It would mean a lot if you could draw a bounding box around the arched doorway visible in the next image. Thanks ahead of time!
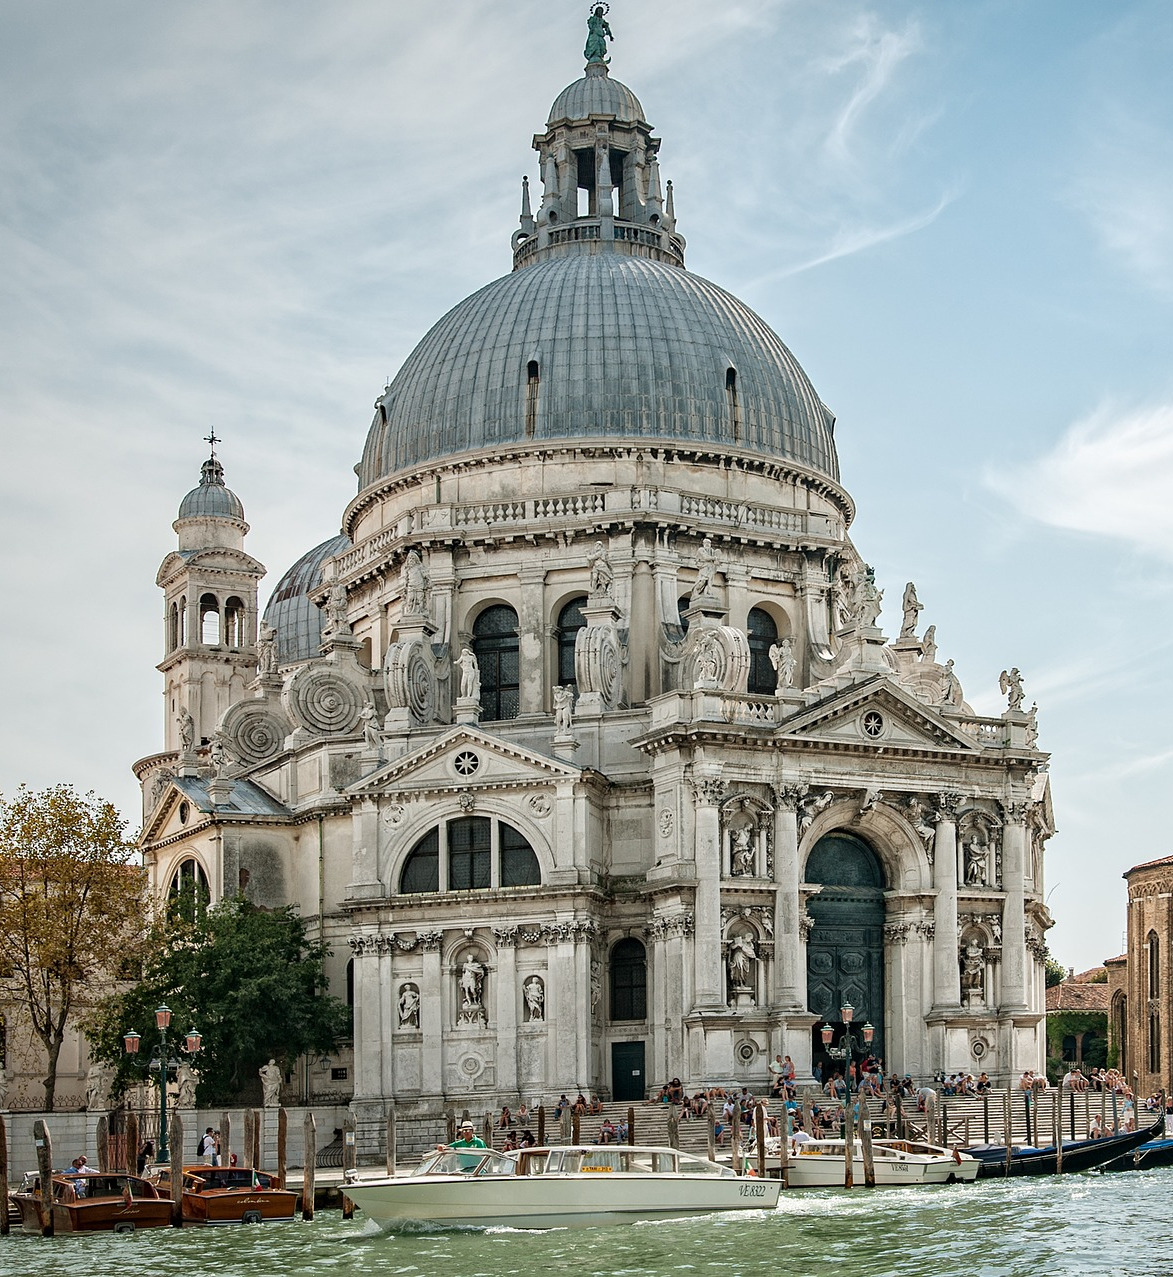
[805,831,886,1084]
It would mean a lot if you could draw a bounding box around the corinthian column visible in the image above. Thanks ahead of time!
[773,785,805,1009]
[932,792,962,1009]
[691,768,725,1007]
[1000,803,1029,1010]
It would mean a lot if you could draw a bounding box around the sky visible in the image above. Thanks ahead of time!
[2,0,1171,973]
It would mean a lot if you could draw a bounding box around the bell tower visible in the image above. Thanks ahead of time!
[155,437,266,757]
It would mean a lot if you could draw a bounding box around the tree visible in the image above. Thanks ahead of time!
[0,784,147,1110]
[86,894,349,1105]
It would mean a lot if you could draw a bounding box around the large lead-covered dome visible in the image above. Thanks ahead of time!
[359,253,839,487]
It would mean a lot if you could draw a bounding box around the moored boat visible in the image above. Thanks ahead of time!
[749,1137,978,1187]
[345,1143,780,1229]
[12,1171,172,1233]
[153,1164,298,1224]
[966,1109,1164,1177]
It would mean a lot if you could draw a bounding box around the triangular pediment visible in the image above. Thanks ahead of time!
[779,676,983,754]
[348,726,585,798]
[156,546,266,587]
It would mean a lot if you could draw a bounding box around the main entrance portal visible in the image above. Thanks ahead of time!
[805,832,886,1081]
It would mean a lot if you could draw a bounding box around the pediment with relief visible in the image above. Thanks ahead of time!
[348,726,585,798]
[779,677,982,755]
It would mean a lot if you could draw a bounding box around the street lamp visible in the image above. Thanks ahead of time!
[123,1004,200,1166]
[820,1002,875,1103]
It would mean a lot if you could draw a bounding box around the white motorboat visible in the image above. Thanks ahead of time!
[741,1137,978,1187]
[345,1144,781,1229]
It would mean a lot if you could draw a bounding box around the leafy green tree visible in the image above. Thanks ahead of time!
[0,784,147,1110]
[86,895,349,1105]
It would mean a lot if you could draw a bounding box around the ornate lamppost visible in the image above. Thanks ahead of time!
[820,1001,875,1103]
[124,1005,201,1166]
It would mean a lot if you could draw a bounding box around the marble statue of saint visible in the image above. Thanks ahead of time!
[694,634,721,686]
[257,621,278,676]
[769,637,796,689]
[460,954,486,1011]
[921,624,937,664]
[209,735,230,778]
[259,1058,282,1107]
[730,824,754,875]
[728,933,756,988]
[962,942,985,994]
[402,550,429,615]
[457,647,481,702]
[176,1062,197,1109]
[359,700,380,749]
[398,984,420,1029]
[999,667,1025,711]
[324,582,349,634]
[1025,702,1039,748]
[906,797,935,849]
[858,566,883,627]
[553,683,575,734]
[690,537,719,601]
[798,790,835,836]
[584,4,613,63]
[524,975,545,1022]
[588,541,614,597]
[942,659,963,706]
[899,582,923,639]
[590,960,602,1013]
[178,708,195,753]
[965,835,988,886]
[85,1061,113,1111]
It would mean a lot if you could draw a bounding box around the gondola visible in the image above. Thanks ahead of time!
[1099,1132,1173,1173]
[965,1110,1164,1177]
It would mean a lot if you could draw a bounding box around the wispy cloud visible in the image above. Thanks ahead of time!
[987,403,1173,560]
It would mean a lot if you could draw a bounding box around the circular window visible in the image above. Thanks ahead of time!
[453,751,480,777]
[736,1040,757,1064]
[971,1039,987,1060]
[178,801,190,825]
[862,711,884,739]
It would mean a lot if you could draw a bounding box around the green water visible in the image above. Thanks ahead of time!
[3,1171,1167,1277]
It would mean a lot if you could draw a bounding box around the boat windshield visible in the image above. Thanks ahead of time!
[414,1150,517,1177]
[189,1169,277,1190]
[55,1174,157,1200]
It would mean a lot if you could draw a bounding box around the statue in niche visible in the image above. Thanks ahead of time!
[178,708,195,753]
[769,637,796,689]
[590,960,602,1014]
[584,3,613,64]
[920,624,937,664]
[359,700,380,749]
[398,983,421,1029]
[999,667,1025,711]
[324,582,349,635]
[694,633,721,686]
[553,683,575,734]
[402,549,429,616]
[588,541,614,598]
[900,582,923,639]
[965,834,989,886]
[457,647,481,702]
[727,932,757,990]
[257,621,278,675]
[691,537,719,601]
[798,790,835,837]
[259,1058,282,1107]
[523,975,545,1022]
[834,563,858,629]
[730,822,755,875]
[942,659,963,706]
[961,942,985,996]
[459,952,487,1024]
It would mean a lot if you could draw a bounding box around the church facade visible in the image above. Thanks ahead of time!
[134,38,1054,1152]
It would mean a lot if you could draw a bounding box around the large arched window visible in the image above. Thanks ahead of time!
[1114,992,1128,1074]
[169,857,210,920]
[556,597,588,692]
[610,938,647,1022]
[398,818,540,894]
[474,605,520,721]
[746,607,779,694]
[223,596,245,649]
[200,593,221,645]
[1148,931,1160,998]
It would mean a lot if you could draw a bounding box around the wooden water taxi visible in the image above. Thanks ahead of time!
[153,1164,298,1224]
[12,1171,172,1233]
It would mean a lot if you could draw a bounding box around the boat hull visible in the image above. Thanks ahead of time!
[14,1193,173,1233]
[969,1113,1164,1177]
[1100,1136,1173,1173]
[181,1187,298,1224]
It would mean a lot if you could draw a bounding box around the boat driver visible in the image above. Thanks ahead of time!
[446,1120,488,1150]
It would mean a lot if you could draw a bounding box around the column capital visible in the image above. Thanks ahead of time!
[934,790,962,822]
[773,783,807,812]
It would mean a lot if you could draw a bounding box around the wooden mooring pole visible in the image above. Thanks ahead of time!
[731,1105,741,1175]
[96,1115,109,1173]
[707,1104,716,1161]
[220,1112,231,1171]
[169,1113,184,1225]
[1053,1094,1063,1174]
[627,1105,636,1147]
[778,1099,790,1189]
[125,1112,139,1175]
[667,1106,679,1151]
[277,1107,288,1188]
[537,1105,546,1146]
[859,1101,876,1188]
[843,1098,855,1189]
[0,1115,9,1236]
[341,1119,356,1220]
[242,1110,254,1169]
[1003,1091,1012,1177]
[754,1103,766,1179]
[34,1118,54,1237]
[302,1111,316,1221]
[386,1107,397,1178]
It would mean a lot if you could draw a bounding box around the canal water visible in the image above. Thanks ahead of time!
[3,1170,1167,1277]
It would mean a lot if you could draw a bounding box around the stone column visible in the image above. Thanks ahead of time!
[494,930,519,1094]
[691,768,725,1007]
[350,937,381,1101]
[419,932,444,1099]
[550,926,579,1087]
[773,785,805,1009]
[1000,804,1029,1010]
[932,792,961,1009]
[517,565,546,717]
[350,798,380,894]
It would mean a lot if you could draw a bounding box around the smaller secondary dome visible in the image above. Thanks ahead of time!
[178,456,245,521]
[263,534,351,666]
[548,62,644,125]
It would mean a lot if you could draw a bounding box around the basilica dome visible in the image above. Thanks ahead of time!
[358,253,839,488]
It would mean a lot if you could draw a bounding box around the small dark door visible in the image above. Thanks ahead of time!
[611,1041,646,1102]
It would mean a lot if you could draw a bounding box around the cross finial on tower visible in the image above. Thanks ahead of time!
[204,429,221,459]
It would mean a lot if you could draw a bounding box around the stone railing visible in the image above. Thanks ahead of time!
[954,716,1007,747]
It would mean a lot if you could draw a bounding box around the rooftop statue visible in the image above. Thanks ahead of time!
[584,4,613,64]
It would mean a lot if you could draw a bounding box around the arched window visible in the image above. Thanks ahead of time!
[746,607,779,695]
[177,595,187,646]
[169,857,210,920]
[200,593,221,645]
[398,818,541,893]
[525,360,540,439]
[610,938,647,1022]
[556,597,588,692]
[1115,993,1128,1074]
[169,602,180,651]
[474,605,520,721]
[1148,931,1160,998]
[1150,1013,1161,1074]
[223,596,245,649]
[401,828,439,894]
